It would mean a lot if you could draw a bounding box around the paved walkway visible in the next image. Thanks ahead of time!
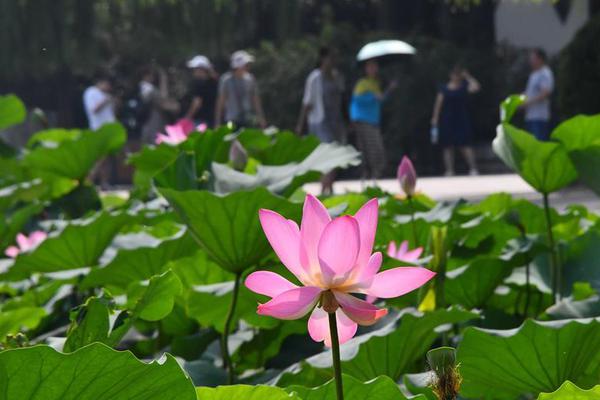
[303,173,600,212]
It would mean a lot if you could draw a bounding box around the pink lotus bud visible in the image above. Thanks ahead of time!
[397,156,417,197]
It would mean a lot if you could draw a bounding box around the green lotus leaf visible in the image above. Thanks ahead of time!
[492,123,577,193]
[538,380,600,399]
[23,123,126,180]
[5,211,132,280]
[552,114,600,196]
[0,94,26,130]
[286,374,426,399]
[0,343,196,399]
[458,318,600,399]
[159,187,301,273]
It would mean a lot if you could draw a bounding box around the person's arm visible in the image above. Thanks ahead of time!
[381,79,398,101]
[296,73,316,134]
[431,92,444,126]
[214,92,225,126]
[185,97,203,120]
[295,104,312,135]
[523,74,553,107]
[463,71,481,93]
[92,95,113,114]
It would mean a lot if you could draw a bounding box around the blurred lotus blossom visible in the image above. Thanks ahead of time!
[5,231,47,258]
[245,195,435,346]
[387,240,423,262]
[155,118,196,145]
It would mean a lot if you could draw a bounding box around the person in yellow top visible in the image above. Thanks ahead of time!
[350,60,396,183]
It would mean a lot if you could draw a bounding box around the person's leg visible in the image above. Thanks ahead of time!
[353,123,372,180]
[526,120,549,141]
[321,170,335,195]
[443,147,455,176]
[460,146,479,175]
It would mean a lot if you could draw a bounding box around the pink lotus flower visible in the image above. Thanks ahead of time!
[397,156,417,197]
[245,195,435,346]
[5,231,47,258]
[387,240,423,262]
[155,118,197,145]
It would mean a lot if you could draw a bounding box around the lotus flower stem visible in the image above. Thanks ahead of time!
[328,311,344,400]
[542,193,560,302]
[221,273,241,384]
[407,196,419,247]
[523,262,531,317]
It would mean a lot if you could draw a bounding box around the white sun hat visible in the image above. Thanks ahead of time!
[230,50,255,69]
[187,55,212,69]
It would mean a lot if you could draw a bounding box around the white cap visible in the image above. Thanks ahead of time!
[230,50,255,69]
[187,55,212,69]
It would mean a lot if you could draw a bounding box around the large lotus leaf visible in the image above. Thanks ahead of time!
[492,123,577,193]
[82,229,197,291]
[537,381,600,399]
[238,130,320,165]
[551,114,600,195]
[153,151,199,191]
[445,258,513,308]
[234,319,307,371]
[159,187,301,273]
[499,94,525,123]
[522,230,600,298]
[297,308,478,382]
[287,374,426,400]
[4,211,132,280]
[130,128,230,194]
[458,318,600,399]
[0,307,45,340]
[128,142,180,193]
[0,94,26,130]
[23,123,126,180]
[168,251,234,288]
[187,281,278,332]
[211,142,361,195]
[197,384,299,400]
[0,343,196,400]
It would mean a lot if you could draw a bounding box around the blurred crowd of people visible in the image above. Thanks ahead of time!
[82,46,553,189]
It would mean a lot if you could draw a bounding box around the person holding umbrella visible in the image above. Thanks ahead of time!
[350,40,413,183]
[350,59,397,183]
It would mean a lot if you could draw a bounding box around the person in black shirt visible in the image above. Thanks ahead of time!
[184,55,218,128]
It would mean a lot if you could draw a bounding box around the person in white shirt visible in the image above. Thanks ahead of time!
[296,47,346,195]
[522,48,554,141]
[83,73,116,188]
[83,74,116,130]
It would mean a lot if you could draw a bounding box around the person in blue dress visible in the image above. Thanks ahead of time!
[430,65,480,176]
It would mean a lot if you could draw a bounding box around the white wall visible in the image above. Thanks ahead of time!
[495,0,589,55]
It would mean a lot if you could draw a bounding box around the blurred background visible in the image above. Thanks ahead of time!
[1,0,599,177]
